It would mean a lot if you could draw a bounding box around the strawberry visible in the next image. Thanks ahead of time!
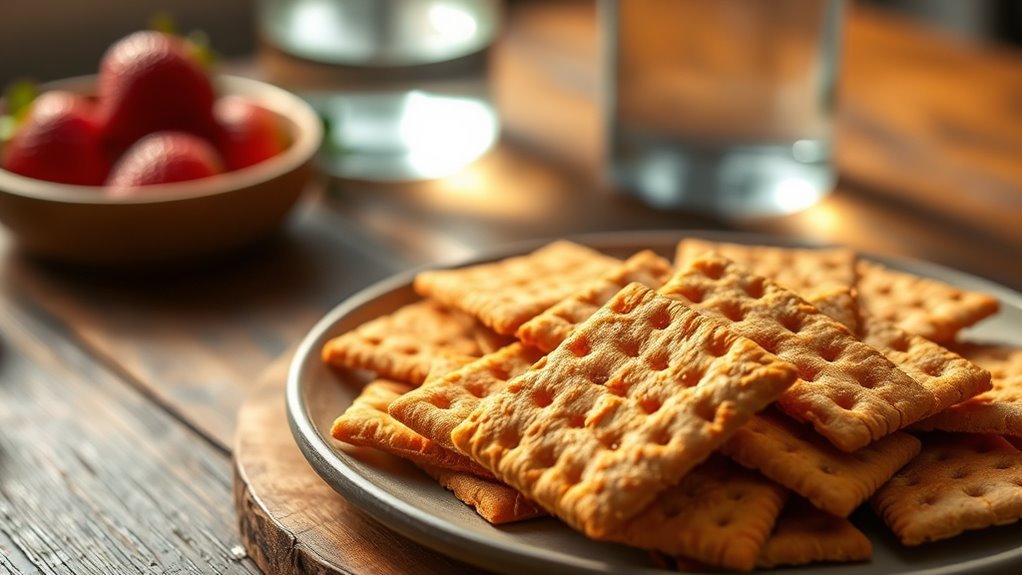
[97,31,216,152]
[1,90,110,185]
[106,131,223,196]
[213,95,289,170]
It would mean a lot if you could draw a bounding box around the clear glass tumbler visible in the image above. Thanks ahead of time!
[601,0,843,216]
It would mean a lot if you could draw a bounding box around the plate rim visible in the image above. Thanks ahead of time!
[286,229,1022,575]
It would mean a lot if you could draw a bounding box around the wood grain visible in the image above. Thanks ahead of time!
[0,275,258,574]
[233,354,479,575]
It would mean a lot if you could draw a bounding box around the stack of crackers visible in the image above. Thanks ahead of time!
[323,239,1022,572]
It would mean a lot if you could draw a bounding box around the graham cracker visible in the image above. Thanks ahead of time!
[721,408,922,517]
[756,498,872,568]
[675,239,860,333]
[912,344,1022,436]
[413,240,620,335]
[609,455,788,572]
[388,343,545,451]
[872,433,1022,546]
[321,299,485,385]
[418,464,546,525]
[451,282,797,538]
[516,249,675,353]
[659,252,934,452]
[330,379,491,477]
[858,315,992,419]
[857,260,999,343]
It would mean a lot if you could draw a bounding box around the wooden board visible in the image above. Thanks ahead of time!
[232,354,480,575]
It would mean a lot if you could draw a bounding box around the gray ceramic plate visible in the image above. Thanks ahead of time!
[287,230,1022,575]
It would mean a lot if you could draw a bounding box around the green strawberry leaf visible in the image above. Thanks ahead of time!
[186,30,218,68]
[1,79,37,142]
[149,12,177,36]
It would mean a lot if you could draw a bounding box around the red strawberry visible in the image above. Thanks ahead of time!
[1,90,110,185]
[214,95,289,170]
[106,131,223,196]
[97,31,216,152]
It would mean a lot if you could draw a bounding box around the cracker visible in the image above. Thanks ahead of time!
[417,464,546,525]
[660,252,934,452]
[388,343,545,451]
[414,240,621,335]
[756,498,872,568]
[675,239,859,332]
[721,408,921,517]
[517,249,675,353]
[321,299,484,385]
[330,380,490,477]
[474,327,517,355]
[609,455,788,572]
[451,283,797,538]
[911,344,1022,436]
[857,260,999,343]
[859,315,992,418]
[872,433,1022,545]
[808,288,860,333]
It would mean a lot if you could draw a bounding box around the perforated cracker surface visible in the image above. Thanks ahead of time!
[872,433,1022,545]
[756,498,872,568]
[659,252,934,452]
[912,345,1022,435]
[857,261,999,343]
[388,343,544,451]
[722,409,921,517]
[330,380,490,477]
[413,241,620,335]
[451,283,797,537]
[516,250,674,353]
[321,299,484,385]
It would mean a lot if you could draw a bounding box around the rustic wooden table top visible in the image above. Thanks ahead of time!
[2,1,1021,573]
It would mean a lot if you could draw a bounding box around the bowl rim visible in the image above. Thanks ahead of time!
[0,74,322,205]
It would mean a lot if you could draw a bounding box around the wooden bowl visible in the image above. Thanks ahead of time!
[0,75,322,266]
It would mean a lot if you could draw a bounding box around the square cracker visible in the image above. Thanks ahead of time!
[517,249,675,353]
[858,315,992,419]
[659,252,935,452]
[756,498,872,569]
[872,433,1022,545]
[451,283,797,538]
[321,299,486,385]
[331,379,491,477]
[911,344,1022,436]
[413,240,620,335]
[417,464,545,525]
[675,239,860,333]
[721,408,921,517]
[388,343,545,451]
[609,455,788,572]
[857,260,999,343]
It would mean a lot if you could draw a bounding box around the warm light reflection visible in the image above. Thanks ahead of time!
[400,91,499,179]
[428,3,479,42]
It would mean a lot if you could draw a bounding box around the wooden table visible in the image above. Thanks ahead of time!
[2,1,1021,573]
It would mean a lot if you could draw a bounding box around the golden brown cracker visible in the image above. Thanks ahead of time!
[516,249,674,353]
[859,315,992,418]
[413,240,620,335]
[451,283,797,538]
[660,252,934,452]
[321,299,484,385]
[330,380,490,477]
[721,408,921,517]
[675,239,859,329]
[388,343,545,451]
[912,344,1022,436]
[857,260,999,343]
[756,498,872,568]
[609,455,788,572]
[808,287,860,334]
[872,433,1022,546]
[418,464,546,525]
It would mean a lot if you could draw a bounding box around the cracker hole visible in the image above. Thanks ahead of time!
[948,291,964,301]
[553,309,577,323]
[647,352,669,372]
[607,377,630,397]
[706,336,733,358]
[782,443,799,454]
[365,336,383,345]
[729,491,746,502]
[680,369,704,388]
[654,431,672,445]
[602,435,622,451]
[994,459,1013,470]
[488,364,511,381]
[641,397,663,415]
[430,395,452,409]
[902,475,920,487]
[889,336,911,353]
[695,402,718,424]
[700,260,726,280]
[779,313,803,334]
[800,363,822,383]
[568,337,591,358]
[718,301,745,322]
[918,494,938,506]
[610,293,641,315]
[568,414,586,428]
[743,277,766,299]
[964,485,987,498]
[819,464,837,475]
[465,382,487,398]
[950,467,970,480]
[932,451,951,463]
[923,362,946,377]
[619,338,642,358]
[650,306,672,330]
[1012,478,1022,488]
[820,344,843,363]
[833,393,857,411]
[533,388,554,408]
[499,430,521,450]
[715,515,733,528]
[664,501,685,519]
[563,464,583,486]
[676,284,704,304]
